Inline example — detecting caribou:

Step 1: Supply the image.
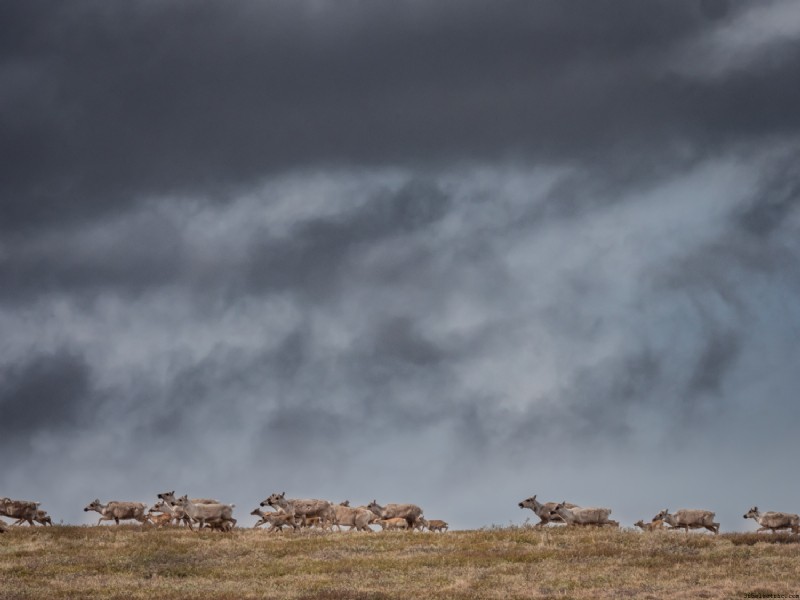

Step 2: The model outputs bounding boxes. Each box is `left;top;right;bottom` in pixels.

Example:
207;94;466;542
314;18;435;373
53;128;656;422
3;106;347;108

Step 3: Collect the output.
551;502;616;527
376;517;410;531
332;502;374;532
425;519;449;532
0;498;40;526
250;508;298;532
653;509;719;534
743;507;800;534
14;509;52;527
174;495;236;531
149;499;190;527
634;519;665;532
518;495;577;526
366;500;423;529
84;499;150;526
261;492;333;528
157;491;219;506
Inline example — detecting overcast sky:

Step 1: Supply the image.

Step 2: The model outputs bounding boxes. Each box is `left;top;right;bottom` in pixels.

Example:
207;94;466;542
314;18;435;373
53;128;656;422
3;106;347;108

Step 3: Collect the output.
2;0;800;531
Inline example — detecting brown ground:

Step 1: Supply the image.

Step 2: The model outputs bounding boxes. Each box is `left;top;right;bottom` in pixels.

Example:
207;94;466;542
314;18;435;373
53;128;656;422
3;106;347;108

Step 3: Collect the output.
1;524;799;599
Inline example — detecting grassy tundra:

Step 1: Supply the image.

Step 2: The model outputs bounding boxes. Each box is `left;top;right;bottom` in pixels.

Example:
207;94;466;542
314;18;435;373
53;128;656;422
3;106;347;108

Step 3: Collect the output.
1;525;800;599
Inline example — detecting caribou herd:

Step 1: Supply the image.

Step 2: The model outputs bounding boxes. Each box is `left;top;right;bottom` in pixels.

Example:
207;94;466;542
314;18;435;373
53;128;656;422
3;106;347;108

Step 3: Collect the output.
1;492;798;535
0;491;440;533
517;494;800;535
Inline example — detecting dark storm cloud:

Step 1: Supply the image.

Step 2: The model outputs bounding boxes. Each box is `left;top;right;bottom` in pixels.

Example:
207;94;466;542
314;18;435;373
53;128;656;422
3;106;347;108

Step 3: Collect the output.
737;151;800;238
687;329;741;395
699;0;732;20
502;349;662;450
0;349;95;440
0;175;451;307
368;316;446;367
3;0;796;233
244;178;449;298
0;210;184;304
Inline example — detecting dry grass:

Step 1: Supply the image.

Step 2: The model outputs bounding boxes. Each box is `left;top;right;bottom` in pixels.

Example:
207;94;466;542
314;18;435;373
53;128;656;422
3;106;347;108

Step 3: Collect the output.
1;525;800;599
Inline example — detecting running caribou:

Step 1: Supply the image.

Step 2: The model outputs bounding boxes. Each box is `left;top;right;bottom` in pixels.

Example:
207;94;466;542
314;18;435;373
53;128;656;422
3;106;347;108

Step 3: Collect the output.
743;507;800;534
653;509;719;534
14;509;52;526
174;495;236;531
518;495;577;526
157;491;219;506
250;508;298;532
366;500;423;529
332;502;374;532
84;499;150;526
261;492;333;528
551;502;617;527
0;498;40;526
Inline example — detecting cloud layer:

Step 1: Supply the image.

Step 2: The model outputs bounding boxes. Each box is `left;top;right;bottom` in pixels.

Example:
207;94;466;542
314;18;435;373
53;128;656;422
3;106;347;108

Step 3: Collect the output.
2;0;800;529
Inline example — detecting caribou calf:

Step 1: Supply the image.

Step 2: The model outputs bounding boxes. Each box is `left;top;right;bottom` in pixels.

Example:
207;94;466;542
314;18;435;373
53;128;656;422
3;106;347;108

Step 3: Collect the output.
147;510;174;528
426;519;449;532
377;517;410;531
251;508;298;532
634;519;665;532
